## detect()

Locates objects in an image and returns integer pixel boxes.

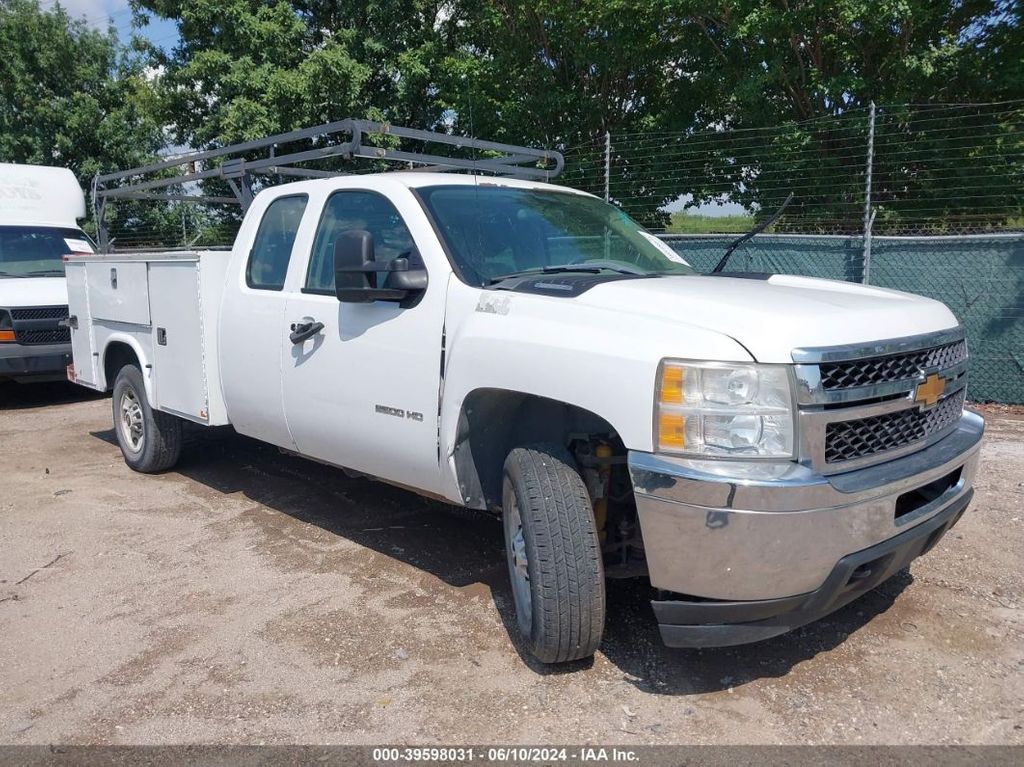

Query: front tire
[112,364,182,473]
[502,443,605,664]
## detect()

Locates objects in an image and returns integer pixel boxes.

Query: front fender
[437,282,753,502]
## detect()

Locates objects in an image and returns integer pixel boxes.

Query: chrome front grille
[794,328,969,474]
[824,389,966,464]
[819,339,967,390]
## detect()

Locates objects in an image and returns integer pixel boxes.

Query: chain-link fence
[657,233,1024,404]
[564,101,1024,239]
[561,102,1023,404]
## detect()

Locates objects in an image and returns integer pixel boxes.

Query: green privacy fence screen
[658,233,1024,404]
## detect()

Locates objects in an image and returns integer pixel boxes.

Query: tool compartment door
[65,262,97,385]
[148,259,209,421]
[86,261,151,325]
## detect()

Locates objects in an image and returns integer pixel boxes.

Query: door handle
[289,320,324,344]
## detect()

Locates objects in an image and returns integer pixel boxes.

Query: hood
[0,276,68,308]
[578,274,959,362]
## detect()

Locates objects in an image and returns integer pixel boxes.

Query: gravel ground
[0,382,1021,745]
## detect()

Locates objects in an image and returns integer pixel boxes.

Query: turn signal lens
[657,411,686,450]
[658,364,684,405]
[0,329,15,343]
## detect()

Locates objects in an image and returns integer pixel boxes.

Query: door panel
[282,294,445,492]
[149,261,207,420]
[219,193,309,448]
[281,189,446,494]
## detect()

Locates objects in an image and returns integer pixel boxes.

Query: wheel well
[453,389,620,511]
[103,342,140,390]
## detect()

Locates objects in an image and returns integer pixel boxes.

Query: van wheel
[111,364,181,473]
[502,443,605,664]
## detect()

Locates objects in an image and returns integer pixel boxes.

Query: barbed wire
[562,102,1023,237]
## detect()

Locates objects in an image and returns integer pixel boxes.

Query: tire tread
[112,365,182,473]
[504,443,605,663]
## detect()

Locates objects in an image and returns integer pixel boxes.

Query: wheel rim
[118,389,145,453]
[506,493,532,635]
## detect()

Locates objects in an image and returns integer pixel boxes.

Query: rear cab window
[246,195,308,290]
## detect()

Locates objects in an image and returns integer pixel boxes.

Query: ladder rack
[93,119,564,251]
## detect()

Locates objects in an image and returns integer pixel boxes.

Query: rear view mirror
[333,231,427,304]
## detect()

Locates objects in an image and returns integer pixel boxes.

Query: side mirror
[333,231,427,304]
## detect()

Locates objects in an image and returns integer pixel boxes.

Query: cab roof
[260,171,593,200]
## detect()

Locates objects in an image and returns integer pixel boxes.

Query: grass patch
[666,212,754,234]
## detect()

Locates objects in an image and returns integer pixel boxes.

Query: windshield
[417,185,695,286]
[0,226,94,278]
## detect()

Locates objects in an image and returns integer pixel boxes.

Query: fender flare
[100,334,154,401]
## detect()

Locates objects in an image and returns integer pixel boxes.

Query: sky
[44,0,180,49]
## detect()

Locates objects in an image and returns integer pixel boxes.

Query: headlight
[655,360,796,458]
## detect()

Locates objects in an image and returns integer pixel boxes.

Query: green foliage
[666,213,755,234]
[137,0,455,147]
[641,1,1024,230]
[0,0,162,179]
[659,0,1022,128]
[0,0,191,244]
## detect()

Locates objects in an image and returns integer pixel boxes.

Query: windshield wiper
[18,270,64,277]
[712,192,794,273]
[487,263,646,285]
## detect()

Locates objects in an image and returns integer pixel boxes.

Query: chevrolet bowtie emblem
[914,373,946,408]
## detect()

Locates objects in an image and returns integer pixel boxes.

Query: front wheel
[502,443,605,664]
[112,364,182,473]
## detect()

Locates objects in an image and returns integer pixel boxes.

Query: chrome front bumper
[629,410,984,644]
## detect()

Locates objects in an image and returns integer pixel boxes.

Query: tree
[431,1,693,227]
[659,0,1022,127]
[136,0,457,147]
[0,0,183,244]
[0,0,163,181]
[644,0,1024,231]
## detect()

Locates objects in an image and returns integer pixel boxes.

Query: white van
[0,163,94,382]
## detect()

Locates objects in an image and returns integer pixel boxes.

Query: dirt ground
[1,382,1021,746]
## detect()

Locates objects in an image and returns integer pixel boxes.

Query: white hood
[579,274,959,362]
[0,276,69,308]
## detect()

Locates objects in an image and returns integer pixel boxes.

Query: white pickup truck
[66,173,983,664]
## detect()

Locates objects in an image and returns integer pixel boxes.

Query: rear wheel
[111,364,182,473]
[502,443,605,664]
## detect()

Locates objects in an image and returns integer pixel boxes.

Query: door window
[305,191,417,294]
[246,194,308,290]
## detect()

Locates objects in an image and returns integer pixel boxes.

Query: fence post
[861,101,876,284]
[604,131,611,203]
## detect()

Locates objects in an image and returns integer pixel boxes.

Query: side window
[305,191,417,293]
[246,195,308,290]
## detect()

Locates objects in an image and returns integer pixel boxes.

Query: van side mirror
[333,231,427,304]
